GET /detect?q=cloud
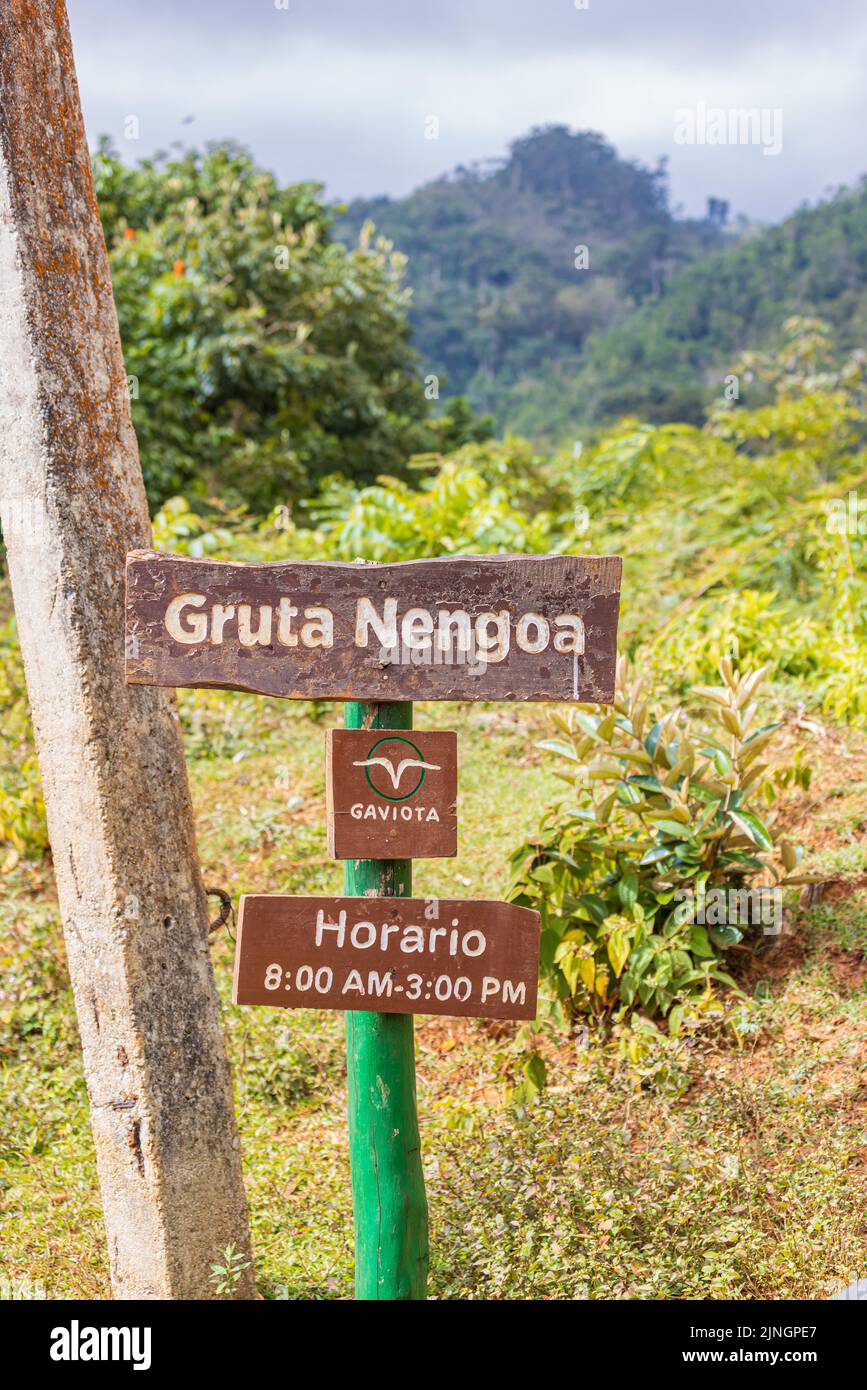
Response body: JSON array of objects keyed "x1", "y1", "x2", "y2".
[
  {"x1": 68, "y1": 0, "x2": 867, "y2": 60},
  {"x1": 65, "y1": 0, "x2": 867, "y2": 220}
]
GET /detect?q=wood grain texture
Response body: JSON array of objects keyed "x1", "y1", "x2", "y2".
[
  {"x1": 326, "y1": 728, "x2": 458, "y2": 859},
  {"x1": 232, "y1": 895, "x2": 541, "y2": 1021},
  {"x1": 125, "y1": 550, "x2": 621, "y2": 703}
]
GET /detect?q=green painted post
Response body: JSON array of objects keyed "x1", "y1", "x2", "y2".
[{"x1": 343, "y1": 699, "x2": 429, "y2": 1300}]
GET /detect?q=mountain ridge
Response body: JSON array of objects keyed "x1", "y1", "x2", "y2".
[{"x1": 334, "y1": 125, "x2": 867, "y2": 440}]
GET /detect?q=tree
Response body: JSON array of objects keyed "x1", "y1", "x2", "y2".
[{"x1": 93, "y1": 141, "x2": 471, "y2": 512}]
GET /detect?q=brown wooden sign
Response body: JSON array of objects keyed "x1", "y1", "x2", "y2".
[
  {"x1": 326, "y1": 729, "x2": 457, "y2": 860},
  {"x1": 125, "y1": 551, "x2": 621, "y2": 703},
  {"x1": 232, "y1": 895, "x2": 541, "y2": 1020}
]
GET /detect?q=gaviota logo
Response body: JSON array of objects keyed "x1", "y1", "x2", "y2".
[{"x1": 354, "y1": 736, "x2": 439, "y2": 800}]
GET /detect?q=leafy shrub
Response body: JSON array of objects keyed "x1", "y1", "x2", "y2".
[
  {"x1": 644, "y1": 589, "x2": 821, "y2": 692},
  {"x1": 150, "y1": 493, "x2": 327, "y2": 565},
  {"x1": 304, "y1": 437, "x2": 576, "y2": 561},
  {"x1": 151, "y1": 496, "x2": 237, "y2": 556},
  {"x1": 150, "y1": 438, "x2": 579, "y2": 566},
  {"x1": 509, "y1": 659, "x2": 813, "y2": 1032}
]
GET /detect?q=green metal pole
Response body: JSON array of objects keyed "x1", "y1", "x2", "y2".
[{"x1": 343, "y1": 699, "x2": 429, "y2": 1300}]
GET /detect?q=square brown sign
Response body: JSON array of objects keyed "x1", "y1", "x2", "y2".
[{"x1": 326, "y1": 728, "x2": 457, "y2": 859}]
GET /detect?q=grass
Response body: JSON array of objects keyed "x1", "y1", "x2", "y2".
[{"x1": 1, "y1": 695, "x2": 866, "y2": 1299}]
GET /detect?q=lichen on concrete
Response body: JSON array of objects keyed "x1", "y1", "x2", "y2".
[{"x1": 0, "y1": 0, "x2": 253, "y2": 1299}]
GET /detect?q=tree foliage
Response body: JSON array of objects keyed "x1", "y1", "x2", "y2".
[
  {"x1": 338, "y1": 126, "x2": 867, "y2": 443},
  {"x1": 335, "y1": 126, "x2": 727, "y2": 438},
  {"x1": 579, "y1": 183, "x2": 867, "y2": 428},
  {"x1": 93, "y1": 140, "x2": 489, "y2": 511}
]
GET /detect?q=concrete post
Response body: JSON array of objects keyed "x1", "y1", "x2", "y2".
[{"x1": 0, "y1": 0, "x2": 254, "y2": 1298}]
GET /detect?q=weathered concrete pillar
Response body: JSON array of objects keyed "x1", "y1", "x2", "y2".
[{"x1": 0, "y1": 0, "x2": 254, "y2": 1298}]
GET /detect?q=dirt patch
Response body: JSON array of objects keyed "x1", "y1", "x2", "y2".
[
  {"x1": 826, "y1": 947, "x2": 867, "y2": 992},
  {"x1": 820, "y1": 876, "x2": 867, "y2": 904}
]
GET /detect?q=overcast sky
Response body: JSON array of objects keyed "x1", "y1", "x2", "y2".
[{"x1": 66, "y1": 0, "x2": 867, "y2": 222}]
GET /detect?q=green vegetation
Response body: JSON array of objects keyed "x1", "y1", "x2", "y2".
[
  {"x1": 580, "y1": 179, "x2": 867, "y2": 429},
  {"x1": 145, "y1": 317, "x2": 867, "y2": 732},
  {"x1": 337, "y1": 125, "x2": 867, "y2": 443},
  {"x1": 94, "y1": 141, "x2": 490, "y2": 512},
  {"x1": 1, "y1": 133, "x2": 866, "y2": 1301},
  {"x1": 335, "y1": 125, "x2": 728, "y2": 438},
  {"x1": 209, "y1": 1243, "x2": 253, "y2": 1299},
  {"x1": 510, "y1": 659, "x2": 812, "y2": 1036},
  {"x1": 9, "y1": 316, "x2": 865, "y2": 865},
  {"x1": 1, "y1": 695, "x2": 865, "y2": 1299}
]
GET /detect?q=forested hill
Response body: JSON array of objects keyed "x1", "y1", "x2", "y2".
[
  {"x1": 335, "y1": 125, "x2": 867, "y2": 441},
  {"x1": 333, "y1": 126, "x2": 731, "y2": 437},
  {"x1": 579, "y1": 180, "x2": 867, "y2": 428}
]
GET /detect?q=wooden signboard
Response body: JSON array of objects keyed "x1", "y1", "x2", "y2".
[
  {"x1": 125, "y1": 551, "x2": 621, "y2": 703},
  {"x1": 326, "y1": 728, "x2": 457, "y2": 859},
  {"x1": 232, "y1": 895, "x2": 541, "y2": 1021},
  {"x1": 122, "y1": 539, "x2": 622, "y2": 1301}
]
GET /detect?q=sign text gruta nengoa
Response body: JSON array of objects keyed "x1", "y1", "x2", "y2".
[
  {"x1": 163, "y1": 590, "x2": 587, "y2": 662},
  {"x1": 124, "y1": 553, "x2": 622, "y2": 703}
]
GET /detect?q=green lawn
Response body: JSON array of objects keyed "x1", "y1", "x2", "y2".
[{"x1": 1, "y1": 695, "x2": 866, "y2": 1299}]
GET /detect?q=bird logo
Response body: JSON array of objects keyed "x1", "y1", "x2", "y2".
[
  {"x1": 354, "y1": 755, "x2": 441, "y2": 790},
  {"x1": 355, "y1": 736, "x2": 439, "y2": 801}
]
